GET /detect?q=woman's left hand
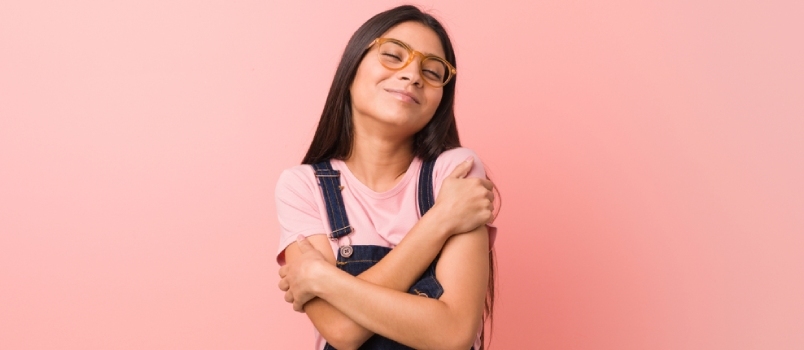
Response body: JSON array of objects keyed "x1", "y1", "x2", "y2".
[{"x1": 278, "y1": 235, "x2": 330, "y2": 312}]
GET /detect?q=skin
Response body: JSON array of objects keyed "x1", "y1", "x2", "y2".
[
  {"x1": 346, "y1": 21, "x2": 445, "y2": 192},
  {"x1": 278, "y1": 21, "x2": 493, "y2": 350}
]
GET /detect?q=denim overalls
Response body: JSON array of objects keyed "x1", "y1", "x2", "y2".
[{"x1": 314, "y1": 160, "x2": 474, "y2": 350}]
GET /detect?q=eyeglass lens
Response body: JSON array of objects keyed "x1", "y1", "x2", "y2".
[{"x1": 378, "y1": 40, "x2": 449, "y2": 85}]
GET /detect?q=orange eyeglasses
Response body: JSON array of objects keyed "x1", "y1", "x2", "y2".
[{"x1": 368, "y1": 38, "x2": 457, "y2": 87}]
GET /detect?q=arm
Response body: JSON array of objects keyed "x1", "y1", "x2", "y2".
[
  {"x1": 280, "y1": 157, "x2": 493, "y2": 349},
  {"x1": 308, "y1": 225, "x2": 489, "y2": 350},
  {"x1": 282, "y1": 210, "x2": 451, "y2": 349}
]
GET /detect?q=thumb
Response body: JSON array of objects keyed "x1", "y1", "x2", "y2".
[
  {"x1": 449, "y1": 156, "x2": 474, "y2": 179},
  {"x1": 296, "y1": 234, "x2": 314, "y2": 253}
]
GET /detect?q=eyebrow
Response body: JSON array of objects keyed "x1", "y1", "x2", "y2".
[{"x1": 390, "y1": 37, "x2": 442, "y2": 57}]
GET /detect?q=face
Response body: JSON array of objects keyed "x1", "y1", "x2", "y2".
[{"x1": 349, "y1": 21, "x2": 447, "y2": 139}]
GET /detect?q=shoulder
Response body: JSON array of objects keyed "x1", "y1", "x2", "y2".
[
  {"x1": 276, "y1": 164, "x2": 314, "y2": 189},
  {"x1": 435, "y1": 147, "x2": 481, "y2": 164},
  {"x1": 275, "y1": 164, "x2": 318, "y2": 203},
  {"x1": 433, "y1": 147, "x2": 487, "y2": 180},
  {"x1": 433, "y1": 148, "x2": 498, "y2": 248}
]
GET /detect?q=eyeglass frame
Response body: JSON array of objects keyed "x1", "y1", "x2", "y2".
[{"x1": 366, "y1": 37, "x2": 457, "y2": 88}]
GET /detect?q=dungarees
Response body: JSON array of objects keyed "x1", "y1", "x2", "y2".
[{"x1": 314, "y1": 160, "x2": 475, "y2": 350}]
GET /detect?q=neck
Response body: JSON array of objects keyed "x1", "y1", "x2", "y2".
[{"x1": 345, "y1": 130, "x2": 414, "y2": 193}]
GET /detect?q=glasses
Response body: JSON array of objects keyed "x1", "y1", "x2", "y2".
[{"x1": 368, "y1": 38, "x2": 457, "y2": 88}]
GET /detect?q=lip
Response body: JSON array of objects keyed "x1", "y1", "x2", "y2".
[{"x1": 385, "y1": 88, "x2": 420, "y2": 104}]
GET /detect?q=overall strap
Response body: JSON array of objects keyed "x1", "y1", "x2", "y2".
[
  {"x1": 312, "y1": 161, "x2": 353, "y2": 239},
  {"x1": 417, "y1": 159, "x2": 437, "y2": 216}
]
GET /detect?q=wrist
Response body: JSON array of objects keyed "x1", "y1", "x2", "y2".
[
  {"x1": 421, "y1": 207, "x2": 454, "y2": 239},
  {"x1": 309, "y1": 259, "x2": 336, "y2": 296}
]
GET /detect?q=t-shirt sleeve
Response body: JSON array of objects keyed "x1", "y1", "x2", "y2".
[
  {"x1": 432, "y1": 147, "x2": 498, "y2": 248},
  {"x1": 274, "y1": 167, "x2": 328, "y2": 265}
]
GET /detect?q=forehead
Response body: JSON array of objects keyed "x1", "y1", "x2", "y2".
[{"x1": 380, "y1": 21, "x2": 446, "y2": 58}]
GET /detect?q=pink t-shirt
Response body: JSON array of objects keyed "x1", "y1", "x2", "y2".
[{"x1": 274, "y1": 147, "x2": 496, "y2": 350}]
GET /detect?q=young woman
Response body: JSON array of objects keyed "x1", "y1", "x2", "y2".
[{"x1": 275, "y1": 5, "x2": 498, "y2": 350}]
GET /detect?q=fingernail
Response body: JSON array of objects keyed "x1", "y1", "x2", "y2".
[
  {"x1": 465, "y1": 156, "x2": 474, "y2": 163},
  {"x1": 296, "y1": 234, "x2": 305, "y2": 242}
]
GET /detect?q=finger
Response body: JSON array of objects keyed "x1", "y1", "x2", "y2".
[
  {"x1": 479, "y1": 178, "x2": 494, "y2": 191},
  {"x1": 293, "y1": 300, "x2": 304, "y2": 313},
  {"x1": 278, "y1": 265, "x2": 288, "y2": 278},
  {"x1": 278, "y1": 278, "x2": 289, "y2": 292},
  {"x1": 296, "y1": 234, "x2": 314, "y2": 253},
  {"x1": 284, "y1": 290, "x2": 294, "y2": 303},
  {"x1": 449, "y1": 157, "x2": 474, "y2": 179}
]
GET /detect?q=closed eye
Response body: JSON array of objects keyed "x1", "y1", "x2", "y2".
[
  {"x1": 423, "y1": 69, "x2": 443, "y2": 80},
  {"x1": 382, "y1": 53, "x2": 403, "y2": 61}
]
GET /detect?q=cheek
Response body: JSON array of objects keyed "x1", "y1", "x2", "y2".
[
  {"x1": 351, "y1": 64, "x2": 389, "y2": 105},
  {"x1": 350, "y1": 70, "x2": 373, "y2": 110},
  {"x1": 354, "y1": 59, "x2": 391, "y2": 86},
  {"x1": 425, "y1": 90, "x2": 444, "y2": 114}
]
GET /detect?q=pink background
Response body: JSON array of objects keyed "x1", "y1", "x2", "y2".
[{"x1": 2, "y1": 1, "x2": 802, "y2": 349}]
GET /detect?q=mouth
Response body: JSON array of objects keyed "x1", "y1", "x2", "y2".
[{"x1": 385, "y1": 89, "x2": 420, "y2": 104}]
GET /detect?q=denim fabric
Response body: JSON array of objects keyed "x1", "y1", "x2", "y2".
[
  {"x1": 335, "y1": 246, "x2": 443, "y2": 299},
  {"x1": 417, "y1": 158, "x2": 436, "y2": 217},
  {"x1": 323, "y1": 246, "x2": 443, "y2": 350},
  {"x1": 316, "y1": 160, "x2": 473, "y2": 350},
  {"x1": 312, "y1": 162, "x2": 353, "y2": 239}
]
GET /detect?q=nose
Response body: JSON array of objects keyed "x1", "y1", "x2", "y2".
[{"x1": 396, "y1": 56, "x2": 424, "y2": 87}]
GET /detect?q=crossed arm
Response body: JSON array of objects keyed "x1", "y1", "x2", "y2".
[
  {"x1": 278, "y1": 158, "x2": 493, "y2": 349},
  {"x1": 282, "y1": 211, "x2": 454, "y2": 349},
  {"x1": 282, "y1": 224, "x2": 489, "y2": 350}
]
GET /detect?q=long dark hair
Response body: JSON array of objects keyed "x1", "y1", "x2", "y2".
[
  {"x1": 301, "y1": 5, "x2": 496, "y2": 348},
  {"x1": 302, "y1": 5, "x2": 458, "y2": 164}
]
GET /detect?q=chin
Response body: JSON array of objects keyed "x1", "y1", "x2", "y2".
[
  {"x1": 371, "y1": 111, "x2": 420, "y2": 129},
  {"x1": 376, "y1": 114, "x2": 414, "y2": 127}
]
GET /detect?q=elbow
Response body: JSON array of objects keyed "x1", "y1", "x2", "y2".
[
  {"x1": 325, "y1": 338, "x2": 358, "y2": 350},
  {"x1": 324, "y1": 338, "x2": 360, "y2": 350},
  {"x1": 442, "y1": 335, "x2": 476, "y2": 350},
  {"x1": 436, "y1": 320, "x2": 479, "y2": 350},
  {"x1": 319, "y1": 322, "x2": 366, "y2": 350}
]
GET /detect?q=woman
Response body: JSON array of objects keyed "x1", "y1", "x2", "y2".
[{"x1": 275, "y1": 5, "x2": 498, "y2": 350}]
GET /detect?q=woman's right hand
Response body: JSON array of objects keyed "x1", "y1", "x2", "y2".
[{"x1": 431, "y1": 157, "x2": 495, "y2": 236}]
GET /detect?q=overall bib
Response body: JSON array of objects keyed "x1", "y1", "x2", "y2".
[{"x1": 314, "y1": 160, "x2": 474, "y2": 350}]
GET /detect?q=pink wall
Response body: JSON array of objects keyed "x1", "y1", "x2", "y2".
[{"x1": 2, "y1": 1, "x2": 802, "y2": 349}]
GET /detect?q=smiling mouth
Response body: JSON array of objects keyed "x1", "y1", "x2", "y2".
[{"x1": 386, "y1": 89, "x2": 419, "y2": 104}]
